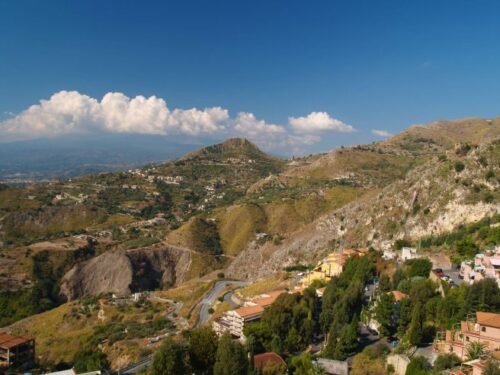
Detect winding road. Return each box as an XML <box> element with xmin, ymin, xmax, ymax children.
<box><xmin>116</xmin><ymin>279</ymin><xmax>248</xmax><ymax>374</ymax></box>
<box><xmin>195</xmin><ymin>279</ymin><xmax>248</xmax><ymax>327</ymax></box>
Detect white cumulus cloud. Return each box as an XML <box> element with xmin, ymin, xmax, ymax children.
<box><xmin>0</xmin><ymin>91</ymin><xmax>357</xmax><ymax>153</ymax></box>
<box><xmin>371</xmin><ymin>129</ymin><xmax>393</xmax><ymax>137</ymax></box>
<box><xmin>0</xmin><ymin>90</ymin><xmax>229</xmax><ymax>141</ymax></box>
<box><xmin>288</xmin><ymin>111</ymin><xmax>354</xmax><ymax>133</ymax></box>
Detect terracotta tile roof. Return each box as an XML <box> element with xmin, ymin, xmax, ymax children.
<box><xmin>476</xmin><ymin>312</ymin><xmax>500</xmax><ymax>328</ymax></box>
<box><xmin>254</xmin><ymin>352</ymin><xmax>286</xmax><ymax>369</ymax></box>
<box><xmin>234</xmin><ymin>305</ymin><xmax>264</xmax><ymax>319</ymax></box>
<box><xmin>0</xmin><ymin>333</ymin><xmax>33</xmax><ymax>349</ymax></box>
<box><xmin>389</xmin><ymin>290</ymin><xmax>408</xmax><ymax>302</ymax></box>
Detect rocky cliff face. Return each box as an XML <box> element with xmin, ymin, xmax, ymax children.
<box><xmin>227</xmin><ymin>142</ymin><xmax>500</xmax><ymax>279</ymax></box>
<box><xmin>60</xmin><ymin>244</ymin><xmax>192</xmax><ymax>300</ymax></box>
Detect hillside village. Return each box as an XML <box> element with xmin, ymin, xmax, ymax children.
<box><xmin>0</xmin><ymin>120</ymin><xmax>499</xmax><ymax>375</ymax></box>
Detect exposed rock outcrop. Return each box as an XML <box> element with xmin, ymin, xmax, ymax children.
<box><xmin>227</xmin><ymin>142</ymin><xmax>500</xmax><ymax>279</ymax></box>
<box><xmin>60</xmin><ymin>244</ymin><xmax>192</xmax><ymax>300</ymax></box>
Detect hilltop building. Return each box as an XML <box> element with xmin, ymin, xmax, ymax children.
<box><xmin>0</xmin><ymin>333</ymin><xmax>35</xmax><ymax>371</ymax></box>
<box><xmin>212</xmin><ymin>290</ymin><xmax>285</xmax><ymax>341</ymax></box>
<box><xmin>433</xmin><ymin>312</ymin><xmax>500</xmax><ymax>360</ymax></box>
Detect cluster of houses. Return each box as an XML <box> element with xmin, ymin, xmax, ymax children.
<box><xmin>127</xmin><ymin>167</ymin><xmax>185</xmax><ymax>186</ymax></box>
<box><xmin>147</xmin><ymin>175</ymin><xmax>184</xmax><ymax>185</ymax></box>
<box><xmin>459</xmin><ymin>248</ymin><xmax>500</xmax><ymax>287</ymax></box>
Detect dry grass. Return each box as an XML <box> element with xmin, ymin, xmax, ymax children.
<box><xmin>160</xmin><ymin>279</ymin><xmax>215</xmax><ymax>317</ymax></box>
<box><xmin>237</xmin><ymin>272</ymin><xmax>289</xmax><ymax>298</ymax></box>
<box><xmin>7</xmin><ymin>299</ymin><xmax>168</xmax><ymax>369</ymax></box>
<box><xmin>216</xmin><ymin>204</ymin><xmax>266</xmax><ymax>256</ymax></box>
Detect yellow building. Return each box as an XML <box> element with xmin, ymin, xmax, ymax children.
<box><xmin>296</xmin><ymin>253</ymin><xmax>346</xmax><ymax>290</ymax></box>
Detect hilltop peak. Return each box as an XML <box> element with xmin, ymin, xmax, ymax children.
<box><xmin>181</xmin><ymin>137</ymin><xmax>276</xmax><ymax>162</ymax></box>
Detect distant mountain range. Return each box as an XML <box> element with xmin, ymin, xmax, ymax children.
<box><xmin>0</xmin><ymin>134</ymin><xmax>201</xmax><ymax>182</ymax></box>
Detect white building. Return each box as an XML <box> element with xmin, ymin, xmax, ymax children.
<box><xmin>212</xmin><ymin>305</ymin><xmax>264</xmax><ymax>340</ymax></box>
<box><xmin>212</xmin><ymin>290</ymin><xmax>285</xmax><ymax>341</ymax></box>
<box><xmin>460</xmin><ymin>250</ymin><xmax>500</xmax><ymax>287</ymax></box>
<box><xmin>401</xmin><ymin>247</ymin><xmax>419</xmax><ymax>261</ymax></box>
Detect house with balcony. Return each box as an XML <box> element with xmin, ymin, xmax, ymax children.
<box><xmin>433</xmin><ymin>312</ymin><xmax>500</xmax><ymax>360</ymax></box>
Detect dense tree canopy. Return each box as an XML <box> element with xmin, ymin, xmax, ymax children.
<box><xmin>213</xmin><ymin>333</ymin><xmax>248</xmax><ymax>375</ymax></box>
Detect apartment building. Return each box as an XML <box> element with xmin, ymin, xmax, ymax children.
<box><xmin>212</xmin><ymin>290</ymin><xmax>285</xmax><ymax>341</ymax></box>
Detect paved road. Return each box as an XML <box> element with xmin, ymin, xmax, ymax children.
<box><xmin>116</xmin><ymin>280</ymin><xmax>247</xmax><ymax>374</ymax></box>
<box><xmin>117</xmin><ymin>355</ymin><xmax>153</xmax><ymax>375</ymax></box>
<box><xmin>195</xmin><ymin>280</ymin><xmax>248</xmax><ymax>327</ymax></box>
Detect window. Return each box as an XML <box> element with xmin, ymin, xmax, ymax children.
<box><xmin>481</xmin><ymin>326</ymin><xmax>486</xmax><ymax>332</ymax></box>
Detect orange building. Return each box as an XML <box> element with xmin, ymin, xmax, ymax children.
<box><xmin>434</xmin><ymin>312</ymin><xmax>500</xmax><ymax>360</ymax></box>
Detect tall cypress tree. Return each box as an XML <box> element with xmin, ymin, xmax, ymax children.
<box><xmin>188</xmin><ymin>326</ymin><xmax>218</xmax><ymax>375</ymax></box>
<box><xmin>407</xmin><ymin>302</ymin><xmax>424</xmax><ymax>346</ymax></box>
<box><xmin>214</xmin><ymin>333</ymin><xmax>249</xmax><ymax>375</ymax></box>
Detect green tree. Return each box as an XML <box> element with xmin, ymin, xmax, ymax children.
<box><xmin>407</xmin><ymin>302</ymin><xmax>424</xmax><ymax>346</ymax></box>
<box><xmin>73</xmin><ymin>349</ymin><xmax>109</xmax><ymax>373</ymax></box>
<box><xmin>286</xmin><ymin>327</ymin><xmax>301</xmax><ymax>353</ymax></box>
<box><xmin>405</xmin><ymin>356</ymin><xmax>431</xmax><ymax>375</ymax></box>
<box><xmin>397</xmin><ymin>298</ymin><xmax>412</xmax><ymax>337</ymax></box>
<box><xmin>151</xmin><ymin>337</ymin><xmax>188</xmax><ymax>375</ymax></box>
<box><xmin>350</xmin><ymin>353</ymin><xmax>385</xmax><ymax>375</ymax></box>
<box><xmin>392</xmin><ymin>268</ymin><xmax>407</xmax><ymax>290</ymax></box>
<box><xmin>455</xmin><ymin>238</ymin><xmax>479</xmax><ymax>259</ymax></box>
<box><xmin>214</xmin><ymin>333</ymin><xmax>248</xmax><ymax>375</ymax></box>
<box><xmin>188</xmin><ymin>326</ymin><xmax>218</xmax><ymax>375</ymax></box>
<box><xmin>408</xmin><ymin>259</ymin><xmax>432</xmax><ymax>278</ymax></box>
<box><xmin>289</xmin><ymin>353</ymin><xmax>325</xmax><ymax>375</ymax></box>
<box><xmin>375</xmin><ymin>292</ymin><xmax>395</xmax><ymax>337</ymax></box>
<box><xmin>433</xmin><ymin>353</ymin><xmax>460</xmax><ymax>372</ymax></box>
<box><xmin>379</xmin><ymin>273</ymin><xmax>392</xmax><ymax>292</ymax></box>
<box><xmin>342</xmin><ymin>317</ymin><xmax>359</xmax><ymax>354</ymax></box>
<box><xmin>466</xmin><ymin>279</ymin><xmax>500</xmax><ymax>312</ymax></box>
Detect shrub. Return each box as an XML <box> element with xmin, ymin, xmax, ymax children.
<box><xmin>454</xmin><ymin>162</ymin><xmax>465</xmax><ymax>173</ymax></box>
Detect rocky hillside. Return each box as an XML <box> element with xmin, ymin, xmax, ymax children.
<box><xmin>59</xmin><ymin>244</ymin><xmax>207</xmax><ymax>300</ymax></box>
<box><xmin>1</xmin><ymin>119</ymin><xmax>499</xmax><ymax>317</ymax></box>
<box><xmin>227</xmin><ymin>138</ymin><xmax>500</xmax><ymax>279</ymax></box>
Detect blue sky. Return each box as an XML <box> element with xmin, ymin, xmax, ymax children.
<box><xmin>1</xmin><ymin>0</ymin><xmax>499</xmax><ymax>154</ymax></box>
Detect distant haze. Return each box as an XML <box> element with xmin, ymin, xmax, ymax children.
<box><xmin>0</xmin><ymin>134</ymin><xmax>200</xmax><ymax>182</ymax></box>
